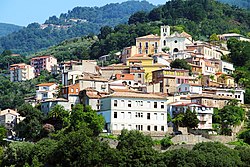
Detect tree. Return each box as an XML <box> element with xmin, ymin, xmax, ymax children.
<box><xmin>170</xmin><ymin>59</ymin><xmax>191</xmax><ymax>71</ymax></box>
<box><xmin>209</xmin><ymin>33</ymin><xmax>219</xmax><ymax>42</ymax></box>
<box><xmin>2</xmin><ymin>142</ymin><xmax>34</xmax><ymax>166</ymax></box>
<box><xmin>172</xmin><ymin>113</ymin><xmax>184</xmax><ymax>130</ymax></box>
<box><xmin>239</xmin><ymin>130</ymin><xmax>250</xmax><ymax>145</ymax></box>
<box><xmin>182</xmin><ymin>109</ymin><xmax>199</xmax><ymax>129</ymax></box>
<box><xmin>162</xmin><ymin>46</ymin><xmax>170</xmax><ymax>53</ymax></box>
<box><xmin>192</xmin><ymin>142</ymin><xmax>242</xmax><ymax>167</ymax></box>
<box><xmin>117</xmin><ymin>129</ymin><xmax>158</xmax><ymax>166</ymax></box>
<box><xmin>69</xmin><ymin>104</ymin><xmax>105</xmax><ymax>136</ymax></box>
<box><xmin>15</xmin><ymin>105</ymin><xmax>45</xmax><ymax>141</ymax></box>
<box><xmin>209</xmin><ymin>74</ymin><xmax>215</xmax><ymax>82</ymax></box>
<box><xmin>128</xmin><ymin>11</ymin><xmax>148</xmax><ymax>24</ymax></box>
<box><xmin>47</xmin><ymin>104</ymin><xmax>70</xmax><ymax>130</ymax></box>
<box><xmin>0</xmin><ymin>126</ymin><xmax>6</xmax><ymax>143</ymax></box>
<box><xmin>32</xmin><ymin>138</ymin><xmax>58</xmax><ymax>165</ymax></box>
<box><xmin>49</xmin><ymin>129</ymin><xmax>116</xmax><ymax>166</ymax></box>
<box><xmin>160</xmin><ymin>136</ymin><xmax>173</xmax><ymax>148</ymax></box>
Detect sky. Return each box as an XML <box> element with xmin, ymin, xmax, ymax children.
<box><xmin>0</xmin><ymin>0</ymin><xmax>166</xmax><ymax>26</ymax></box>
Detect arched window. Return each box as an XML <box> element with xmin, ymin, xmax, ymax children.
<box><xmin>173</xmin><ymin>48</ymin><xmax>179</xmax><ymax>52</ymax></box>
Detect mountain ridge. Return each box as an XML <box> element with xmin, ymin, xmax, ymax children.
<box><xmin>0</xmin><ymin>23</ymin><xmax>23</xmax><ymax>37</ymax></box>
<box><xmin>0</xmin><ymin>0</ymin><xmax>155</xmax><ymax>55</ymax></box>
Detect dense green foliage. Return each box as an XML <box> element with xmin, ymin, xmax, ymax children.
<box><xmin>135</xmin><ymin>0</ymin><xmax>250</xmax><ymax>39</ymax></box>
<box><xmin>32</xmin><ymin>36</ymin><xmax>97</xmax><ymax>62</ymax></box>
<box><xmin>227</xmin><ymin>39</ymin><xmax>250</xmax><ymax>104</ymax></box>
<box><xmin>0</xmin><ymin>50</ymin><xmax>27</xmax><ymax>70</ymax></box>
<box><xmin>0</xmin><ymin>1</ymin><xmax>155</xmax><ymax>55</ymax></box>
<box><xmin>170</xmin><ymin>59</ymin><xmax>192</xmax><ymax>71</ymax></box>
<box><xmin>212</xmin><ymin>100</ymin><xmax>245</xmax><ymax>135</ymax></box>
<box><xmin>218</xmin><ymin>0</ymin><xmax>250</xmax><ymax>9</ymax></box>
<box><xmin>0</xmin><ymin>67</ymin><xmax>60</xmax><ymax>110</ymax></box>
<box><xmin>0</xmin><ymin>23</ymin><xmax>23</xmax><ymax>37</ymax></box>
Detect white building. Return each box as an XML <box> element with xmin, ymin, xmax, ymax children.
<box><xmin>36</xmin><ymin>83</ymin><xmax>58</xmax><ymax>101</ymax></box>
<box><xmin>62</xmin><ymin>70</ymin><xmax>82</xmax><ymax>86</ymax></box>
<box><xmin>160</xmin><ymin>25</ymin><xmax>186</xmax><ymax>54</ymax></box>
<box><xmin>171</xmin><ymin>52</ymin><xmax>191</xmax><ymax>60</ymax></box>
<box><xmin>204</xmin><ymin>87</ymin><xmax>245</xmax><ymax>104</ymax></box>
<box><xmin>220</xmin><ymin>61</ymin><xmax>235</xmax><ymax>75</ymax></box>
<box><xmin>10</xmin><ymin>63</ymin><xmax>35</xmax><ymax>82</ymax></box>
<box><xmin>41</xmin><ymin>98</ymin><xmax>71</xmax><ymax>114</ymax></box>
<box><xmin>98</xmin><ymin>90</ymin><xmax>168</xmax><ymax>136</ymax></box>
<box><xmin>177</xmin><ymin>83</ymin><xmax>202</xmax><ymax>94</ymax></box>
<box><xmin>77</xmin><ymin>74</ymin><xmax>109</xmax><ymax>93</ymax></box>
<box><xmin>0</xmin><ymin>109</ymin><xmax>25</xmax><ymax>130</ymax></box>
<box><xmin>168</xmin><ymin>103</ymin><xmax>213</xmax><ymax>129</ymax></box>
<box><xmin>79</xmin><ymin>88</ymin><xmax>107</xmax><ymax>111</ymax></box>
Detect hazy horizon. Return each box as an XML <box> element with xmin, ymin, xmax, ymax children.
<box><xmin>0</xmin><ymin>0</ymin><xmax>166</xmax><ymax>26</ymax></box>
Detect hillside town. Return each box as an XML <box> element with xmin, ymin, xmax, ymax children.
<box><xmin>5</xmin><ymin>25</ymin><xmax>248</xmax><ymax>141</ymax></box>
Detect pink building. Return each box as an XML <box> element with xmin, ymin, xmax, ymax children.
<box><xmin>30</xmin><ymin>55</ymin><xmax>57</xmax><ymax>76</ymax></box>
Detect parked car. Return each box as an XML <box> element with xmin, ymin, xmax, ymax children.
<box><xmin>171</xmin><ymin>131</ymin><xmax>182</xmax><ymax>136</ymax></box>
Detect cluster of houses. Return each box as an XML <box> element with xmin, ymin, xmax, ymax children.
<box><xmin>7</xmin><ymin>25</ymin><xmax>247</xmax><ymax>136</ymax></box>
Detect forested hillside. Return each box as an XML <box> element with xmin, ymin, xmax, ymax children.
<box><xmin>218</xmin><ymin>0</ymin><xmax>250</xmax><ymax>9</ymax></box>
<box><xmin>0</xmin><ymin>1</ymin><xmax>155</xmax><ymax>55</ymax></box>
<box><xmin>0</xmin><ymin>23</ymin><xmax>22</xmax><ymax>37</ymax></box>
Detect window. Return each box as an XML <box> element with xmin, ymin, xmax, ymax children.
<box><xmin>76</xmin><ymin>88</ymin><xmax>79</xmax><ymax>93</ymax></box>
<box><xmin>155</xmin><ymin>42</ymin><xmax>158</xmax><ymax>47</ymax></box>
<box><xmin>138</xmin><ymin>74</ymin><xmax>142</xmax><ymax>78</ymax></box>
<box><xmin>114</xmin><ymin>112</ymin><xmax>117</xmax><ymax>118</ymax></box>
<box><xmin>154</xmin><ymin>113</ymin><xmax>158</xmax><ymax>120</ymax></box>
<box><xmin>136</xmin><ymin>101</ymin><xmax>143</xmax><ymax>106</ymax></box>
<box><xmin>128</xmin><ymin>112</ymin><xmax>132</xmax><ymax>119</ymax></box>
<box><xmin>147</xmin><ymin>125</ymin><xmax>151</xmax><ymax>131</ymax></box>
<box><xmin>121</xmin><ymin>124</ymin><xmax>125</xmax><ymax>129</ymax></box>
<box><xmin>121</xmin><ymin>112</ymin><xmax>125</xmax><ymax>119</ymax></box>
<box><xmin>121</xmin><ymin>100</ymin><xmax>125</xmax><ymax>107</ymax></box>
<box><xmin>154</xmin><ymin>102</ymin><xmax>157</xmax><ymax>108</ymax></box>
<box><xmin>128</xmin><ymin>124</ymin><xmax>132</xmax><ymax>130</ymax></box>
<box><xmin>136</xmin><ymin>112</ymin><xmax>143</xmax><ymax>118</ymax></box>
<box><xmin>139</xmin><ymin>42</ymin><xmax>142</xmax><ymax>48</ymax></box>
<box><xmin>155</xmin><ymin>49</ymin><xmax>158</xmax><ymax>53</ymax></box>
<box><xmin>128</xmin><ymin>100</ymin><xmax>132</xmax><ymax>107</ymax></box>
<box><xmin>147</xmin><ymin>113</ymin><xmax>151</xmax><ymax>120</ymax></box>
<box><xmin>161</xmin><ymin>126</ymin><xmax>164</xmax><ymax>131</ymax></box>
<box><xmin>71</xmin><ymin>88</ymin><xmax>74</xmax><ymax>93</ymax></box>
<box><xmin>145</xmin><ymin>49</ymin><xmax>148</xmax><ymax>54</ymax></box>
<box><xmin>161</xmin><ymin>102</ymin><xmax>164</xmax><ymax>109</ymax></box>
<box><xmin>114</xmin><ymin>100</ymin><xmax>118</xmax><ymax>107</ymax></box>
<box><xmin>154</xmin><ymin>126</ymin><xmax>158</xmax><ymax>131</ymax></box>
<box><xmin>174</xmin><ymin>40</ymin><xmax>177</xmax><ymax>43</ymax></box>
<box><xmin>136</xmin><ymin>125</ymin><xmax>143</xmax><ymax>131</ymax></box>
<box><xmin>145</xmin><ymin>42</ymin><xmax>148</xmax><ymax>48</ymax></box>
<box><xmin>161</xmin><ymin>113</ymin><xmax>165</xmax><ymax>120</ymax></box>
<box><xmin>147</xmin><ymin>101</ymin><xmax>151</xmax><ymax>108</ymax></box>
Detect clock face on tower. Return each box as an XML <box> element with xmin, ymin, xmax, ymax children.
<box><xmin>163</xmin><ymin>33</ymin><xmax>166</xmax><ymax>36</ymax></box>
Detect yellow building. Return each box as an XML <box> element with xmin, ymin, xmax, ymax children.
<box><xmin>126</xmin><ymin>54</ymin><xmax>166</xmax><ymax>82</ymax></box>
<box><xmin>216</xmin><ymin>72</ymin><xmax>235</xmax><ymax>87</ymax></box>
<box><xmin>136</xmin><ymin>34</ymin><xmax>161</xmax><ymax>55</ymax></box>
